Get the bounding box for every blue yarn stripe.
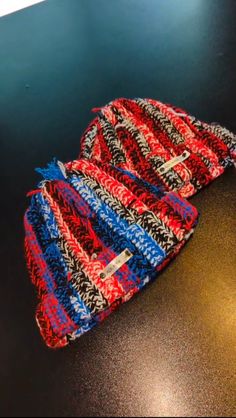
[69,175,166,267]
[28,194,93,327]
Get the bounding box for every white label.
[100,249,133,280]
[58,161,67,179]
[158,151,190,174]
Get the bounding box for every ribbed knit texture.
[24,159,198,348]
[80,98,236,198]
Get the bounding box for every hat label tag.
[100,248,133,281]
[158,151,190,174]
[58,160,68,179]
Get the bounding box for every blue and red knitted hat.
[24,159,198,348]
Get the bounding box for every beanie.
[79,98,235,198]
[24,158,198,348]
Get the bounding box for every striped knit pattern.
[79,98,236,198]
[25,159,198,348]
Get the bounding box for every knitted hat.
[79,98,236,198]
[24,159,198,348]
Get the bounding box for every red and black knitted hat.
[79,98,236,198]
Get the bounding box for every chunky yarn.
[80,98,236,197]
[24,159,198,348]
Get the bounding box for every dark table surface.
[0,0,235,416]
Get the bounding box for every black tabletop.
[0,1,236,416]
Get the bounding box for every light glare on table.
[0,0,45,17]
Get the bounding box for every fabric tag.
[100,249,133,280]
[58,161,67,179]
[158,151,190,174]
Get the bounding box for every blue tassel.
[35,158,66,182]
